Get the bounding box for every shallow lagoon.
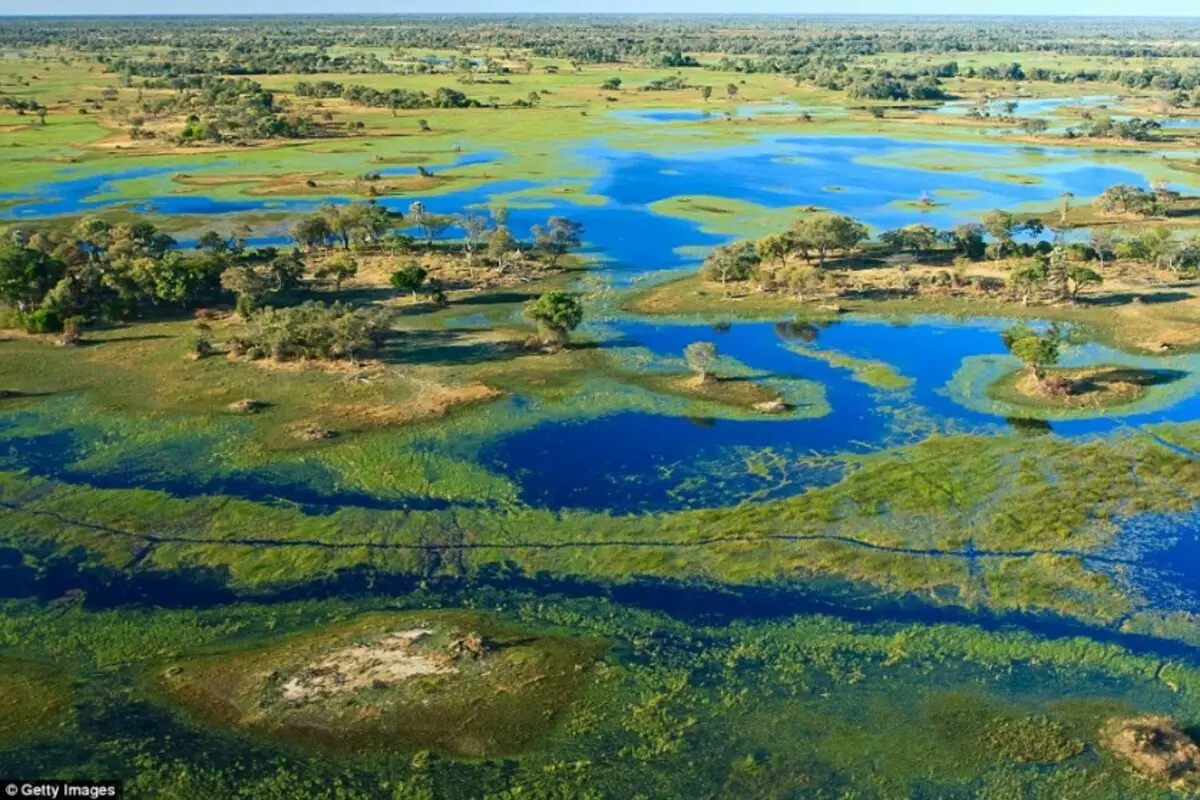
[485,316,1200,512]
[0,134,1175,238]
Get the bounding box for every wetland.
[2,12,1200,798]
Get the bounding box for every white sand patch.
[281,629,456,703]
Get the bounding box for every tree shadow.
[1084,291,1192,307]
[455,290,541,307]
[1073,367,1189,393]
[79,333,174,346]
[376,328,531,366]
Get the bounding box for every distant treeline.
[8,16,1200,64]
[294,81,476,110]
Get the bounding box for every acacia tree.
[525,290,583,346]
[684,341,718,384]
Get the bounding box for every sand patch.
[280,629,454,704]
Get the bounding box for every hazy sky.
[1,1,1197,16]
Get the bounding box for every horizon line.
[3,11,1200,19]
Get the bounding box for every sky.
[0,1,1197,16]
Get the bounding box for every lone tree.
[684,341,719,384]
[525,290,583,347]
[389,262,428,301]
[1002,323,1064,385]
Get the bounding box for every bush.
[20,308,62,334]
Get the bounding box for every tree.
[319,203,354,250]
[1010,260,1049,306]
[420,213,454,245]
[531,216,583,267]
[725,83,739,99]
[684,341,718,384]
[949,223,987,260]
[701,241,760,288]
[982,210,1018,262]
[457,212,490,269]
[343,202,392,248]
[220,264,270,317]
[756,233,793,269]
[1067,266,1103,301]
[1095,184,1157,218]
[784,264,824,302]
[389,262,428,301]
[267,250,305,292]
[1089,228,1120,270]
[290,214,333,250]
[196,230,228,255]
[315,253,357,291]
[600,77,622,91]
[0,246,66,311]
[1141,226,1181,272]
[1047,245,1071,301]
[700,85,713,101]
[408,201,453,245]
[798,214,868,268]
[1059,192,1075,226]
[881,224,939,260]
[525,290,583,346]
[1002,323,1063,384]
[487,225,517,270]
